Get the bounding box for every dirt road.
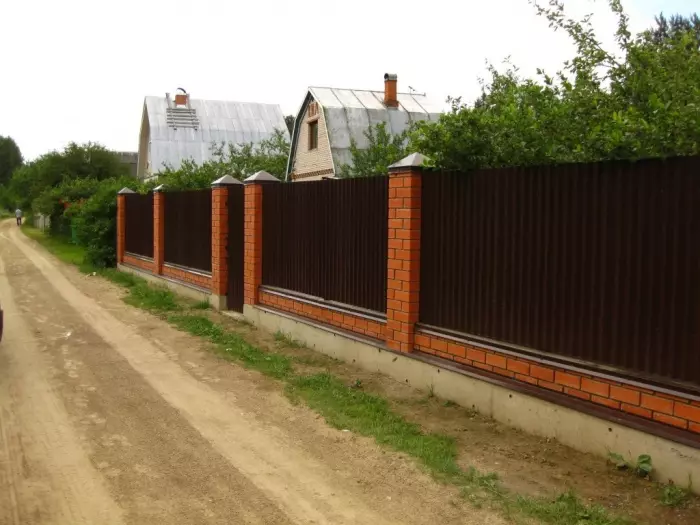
[0,221,503,525]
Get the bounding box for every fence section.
[262,177,388,314]
[227,185,245,311]
[420,157,700,388]
[124,193,154,258]
[164,189,212,272]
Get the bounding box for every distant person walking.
[15,208,22,226]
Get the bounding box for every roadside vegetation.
[27,224,698,525]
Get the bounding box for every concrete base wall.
[244,304,700,493]
[118,264,210,304]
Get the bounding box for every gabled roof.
[287,87,443,177]
[141,96,288,174]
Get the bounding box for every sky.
[0,0,696,161]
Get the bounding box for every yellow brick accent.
[291,101,334,181]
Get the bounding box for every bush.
[70,177,142,267]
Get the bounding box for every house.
[114,151,138,178]
[137,89,288,180]
[286,74,442,181]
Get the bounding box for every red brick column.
[211,175,242,309]
[385,154,427,352]
[243,171,279,305]
[117,187,135,265]
[153,185,165,275]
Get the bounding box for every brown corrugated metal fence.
[227,184,244,312]
[420,156,700,389]
[124,193,154,258]
[262,178,388,314]
[164,189,212,272]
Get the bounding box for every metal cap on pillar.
[243,171,280,184]
[153,184,166,192]
[211,175,243,187]
[117,187,136,194]
[388,153,431,171]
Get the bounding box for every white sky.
[0,0,695,161]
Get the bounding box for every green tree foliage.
[153,129,290,189]
[69,177,142,267]
[9,142,128,211]
[409,1,700,170]
[338,123,408,178]
[284,115,295,136]
[0,136,23,187]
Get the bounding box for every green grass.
[274,330,304,348]
[659,482,691,508]
[192,300,211,310]
[22,225,88,267]
[26,228,635,525]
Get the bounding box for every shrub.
[70,177,142,267]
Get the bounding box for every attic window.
[308,101,318,118]
[308,120,318,150]
[166,107,200,130]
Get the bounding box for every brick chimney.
[384,73,398,108]
[174,88,189,106]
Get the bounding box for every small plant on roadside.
[192,300,211,310]
[274,331,303,348]
[608,452,653,479]
[660,477,693,508]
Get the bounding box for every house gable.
[287,92,334,181]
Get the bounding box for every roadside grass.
[24,227,636,525]
[21,224,88,267]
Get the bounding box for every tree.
[649,13,700,45]
[0,136,23,186]
[409,1,700,170]
[8,142,129,211]
[338,123,408,178]
[284,115,295,136]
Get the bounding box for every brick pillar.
[153,185,165,275]
[243,171,279,306]
[385,153,428,352]
[116,187,135,265]
[210,175,242,309]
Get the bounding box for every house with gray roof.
[137,89,289,180]
[286,74,442,181]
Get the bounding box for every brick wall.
[124,254,154,273]
[290,101,334,181]
[259,289,386,340]
[211,187,228,296]
[415,329,700,435]
[163,265,211,289]
[385,168,421,352]
[244,184,263,304]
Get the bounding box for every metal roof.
[287,87,442,177]
[141,96,289,176]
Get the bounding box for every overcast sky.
[0,0,695,161]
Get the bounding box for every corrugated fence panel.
[124,193,154,258]
[164,189,212,272]
[420,156,700,389]
[263,178,388,314]
[227,184,244,312]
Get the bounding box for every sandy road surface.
[0,220,504,525]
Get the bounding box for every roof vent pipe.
[384,73,398,108]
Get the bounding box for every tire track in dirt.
[0,254,125,525]
[7,224,400,525]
